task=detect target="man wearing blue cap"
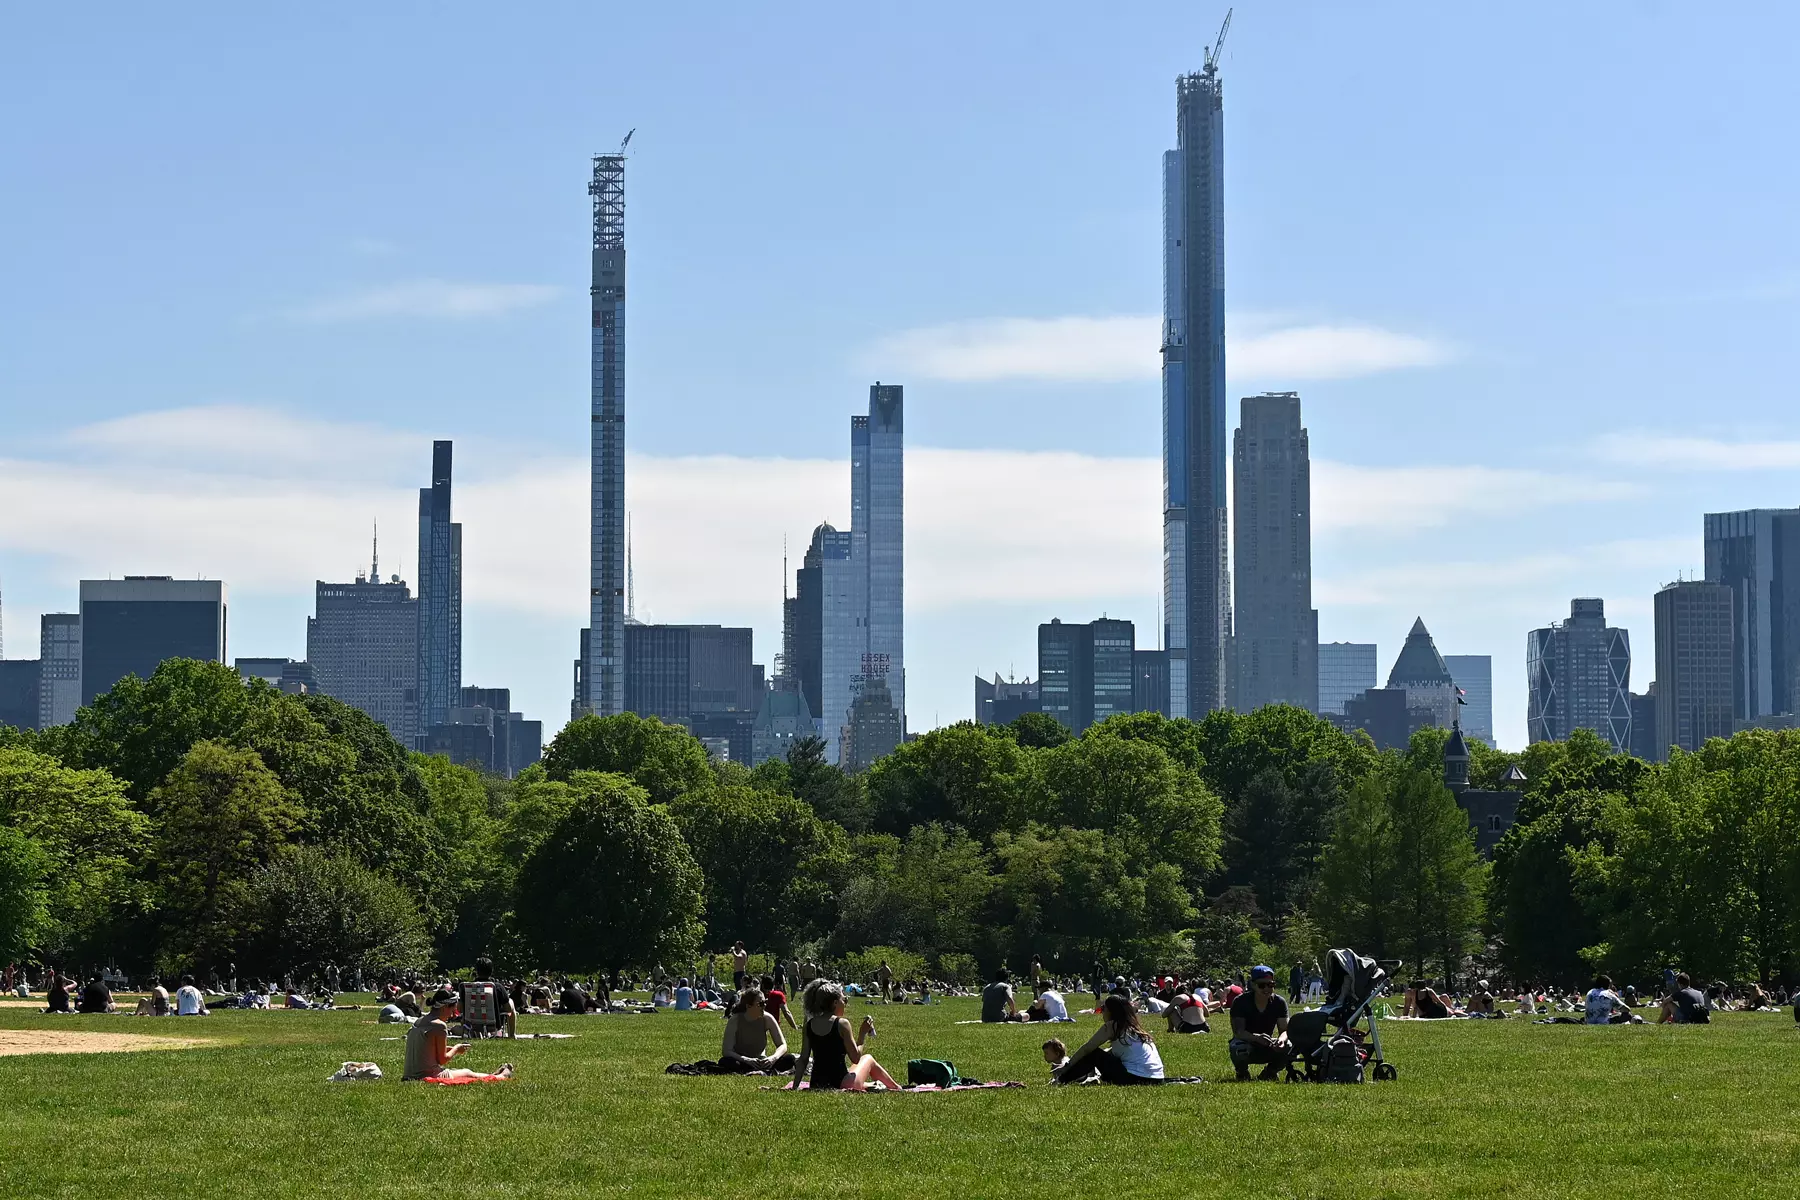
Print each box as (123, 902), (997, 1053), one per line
(1229, 965), (1291, 1081)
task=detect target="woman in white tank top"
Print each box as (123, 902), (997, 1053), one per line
(1051, 994), (1166, 1085)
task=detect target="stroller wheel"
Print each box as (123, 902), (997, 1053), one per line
(1373, 1062), (1397, 1082)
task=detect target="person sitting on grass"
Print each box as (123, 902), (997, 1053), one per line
(790, 980), (901, 1092)
(403, 989), (514, 1082)
(720, 987), (794, 1074)
(1051, 994), (1166, 1085)
(1165, 991), (1210, 1034)
(1404, 982), (1457, 1019)
(1583, 974), (1632, 1024)
(77, 974), (115, 1013)
(1027, 984), (1070, 1022)
(981, 967), (1024, 1022)
(44, 970), (73, 1014)
(673, 977), (695, 1011)
(175, 974), (208, 1017)
(1660, 973), (1709, 1024)
(1228, 965), (1290, 1081)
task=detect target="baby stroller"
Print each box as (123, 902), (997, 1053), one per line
(1284, 948), (1397, 1083)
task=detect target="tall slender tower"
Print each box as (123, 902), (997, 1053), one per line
(582, 149), (628, 717)
(1232, 392), (1316, 712)
(415, 439), (462, 734)
(1162, 55), (1231, 718)
(851, 384), (905, 734)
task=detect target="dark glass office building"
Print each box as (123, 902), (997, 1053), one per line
(415, 441), (462, 734)
(308, 576), (418, 745)
(1039, 617), (1138, 735)
(79, 577), (226, 704)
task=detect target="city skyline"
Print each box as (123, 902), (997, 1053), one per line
(3, 4), (1798, 749)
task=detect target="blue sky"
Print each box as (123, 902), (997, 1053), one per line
(3, 1), (1797, 748)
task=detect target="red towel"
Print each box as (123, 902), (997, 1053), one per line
(419, 1073), (509, 1085)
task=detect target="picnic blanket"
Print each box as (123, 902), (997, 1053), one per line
(763, 1080), (1026, 1092)
(954, 1018), (1076, 1025)
(418, 1072), (510, 1085)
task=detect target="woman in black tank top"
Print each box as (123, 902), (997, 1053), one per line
(791, 980), (901, 1092)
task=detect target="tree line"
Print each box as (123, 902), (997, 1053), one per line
(3, 659), (1795, 989)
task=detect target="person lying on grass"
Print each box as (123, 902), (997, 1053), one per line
(1050, 994), (1166, 1085)
(790, 980), (901, 1092)
(1402, 982), (1460, 1019)
(720, 987), (795, 1074)
(403, 989), (514, 1082)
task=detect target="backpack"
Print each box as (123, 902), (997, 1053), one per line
(1323, 1034), (1364, 1083)
(906, 1059), (960, 1088)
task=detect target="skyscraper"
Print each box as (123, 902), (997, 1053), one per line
(79, 577), (226, 703)
(1525, 599), (1632, 752)
(37, 613), (80, 728)
(791, 522), (857, 762)
(1162, 58), (1231, 721)
(1443, 654), (1494, 746)
(852, 384), (905, 734)
(1653, 580), (1734, 756)
(1703, 508), (1800, 721)
(415, 440), (461, 734)
(1317, 642), (1377, 716)
(1386, 618), (1456, 731)
(1038, 617), (1137, 735)
(1231, 392), (1316, 712)
(308, 573), (418, 745)
(580, 150), (629, 719)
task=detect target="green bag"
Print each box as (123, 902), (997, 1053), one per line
(905, 1058), (960, 1088)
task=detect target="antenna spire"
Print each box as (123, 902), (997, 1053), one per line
(372, 519), (379, 582)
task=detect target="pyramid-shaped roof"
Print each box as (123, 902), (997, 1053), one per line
(1386, 617), (1453, 687)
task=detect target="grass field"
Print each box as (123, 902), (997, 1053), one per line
(2, 994), (1796, 1197)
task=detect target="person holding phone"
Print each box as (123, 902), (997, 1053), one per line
(403, 989), (514, 1082)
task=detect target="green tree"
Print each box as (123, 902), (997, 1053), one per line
(241, 846), (434, 979)
(866, 722), (1033, 838)
(827, 824), (995, 961)
(1194, 704), (1375, 808)
(1314, 774), (1400, 957)
(0, 826), (49, 964)
(512, 773), (705, 971)
(990, 824), (1196, 970)
(1489, 787), (1617, 986)
(1037, 731), (1222, 883)
(1386, 766), (1487, 984)
(784, 736), (872, 832)
(0, 745), (149, 957)
(1005, 712), (1071, 749)
(541, 713), (714, 804)
(149, 740), (303, 970)
(668, 784), (851, 950)
(1220, 760), (1338, 918)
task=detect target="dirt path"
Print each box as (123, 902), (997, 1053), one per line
(0, 1028), (217, 1056)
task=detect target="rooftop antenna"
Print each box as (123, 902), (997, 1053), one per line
(371, 519), (379, 583)
(1203, 8), (1232, 76)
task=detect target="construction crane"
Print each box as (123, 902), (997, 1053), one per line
(1203, 8), (1232, 76)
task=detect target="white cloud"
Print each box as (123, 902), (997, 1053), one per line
(865, 314), (1452, 383)
(1311, 462), (1642, 533)
(1595, 432), (1800, 471)
(290, 279), (560, 322)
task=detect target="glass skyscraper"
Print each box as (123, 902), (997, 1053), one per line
(1443, 654), (1494, 747)
(415, 440), (461, 735)
(1526, 599), (1631, 752)
(1231, 392), (1317, 713)
(79, 577), (226, 704)
(1703, 507), (1800, 722)
(852, 384), (905, 733)
(1317, 642), (1377, 716)
(1162, 62), (1231, 718)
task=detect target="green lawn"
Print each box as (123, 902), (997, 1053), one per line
(2, 995), (1796, 1197)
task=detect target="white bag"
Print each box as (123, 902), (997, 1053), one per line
(327, 1061), (383, 1082)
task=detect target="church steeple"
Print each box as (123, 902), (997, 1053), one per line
(1443, 718), (1471, 791)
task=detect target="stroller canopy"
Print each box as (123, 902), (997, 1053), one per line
(1323, 949), (1388, 1011)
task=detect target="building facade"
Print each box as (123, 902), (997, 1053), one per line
(624, 624), (760, 726)
(974, 675), (1041, 726)
(415, 440), (462, 734)
(1386, 618), (1456, 732)
(1703, 507), (1800, 722)
(79, 577), (227, 704)
(1317, 642), (1377, 716)
(840, 673), (903, 772)
(1039, 617), (1138, 735)
(751, 683), (814, 766)
(1162, 60), (1231, 720)
(1525, 598), (1632, 752)
(790, 523), (857, 762)
(1443, 654), (1495, 746)
(307, 576), (419, 746)
(579, 151), (629, 719)
(0, 659), (39, 731)
(1628, 687), (1660, 762)
(38, 613), (80, 728)
(852, 384), (905, 732)
(1231, 391), (1316, 712)
(1653, 580), (1735, 756)
(1133, 649), (1170, 717)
